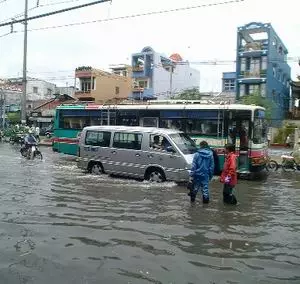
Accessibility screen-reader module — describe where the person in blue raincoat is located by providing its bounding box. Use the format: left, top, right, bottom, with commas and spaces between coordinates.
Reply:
189, 141, 214, 203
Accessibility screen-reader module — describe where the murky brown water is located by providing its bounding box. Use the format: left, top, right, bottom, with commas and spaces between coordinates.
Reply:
0, 144, 300, 283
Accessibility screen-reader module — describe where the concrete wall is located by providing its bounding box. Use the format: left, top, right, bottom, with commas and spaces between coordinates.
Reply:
91, 72, 131, 103
27, 79, 57, 100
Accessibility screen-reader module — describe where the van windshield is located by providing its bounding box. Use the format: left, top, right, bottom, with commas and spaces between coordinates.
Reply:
169, 133, 198, 155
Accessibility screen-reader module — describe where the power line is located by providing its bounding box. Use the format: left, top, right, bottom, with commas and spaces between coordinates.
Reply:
11, 0, 244, 32
0, 0, 112, 28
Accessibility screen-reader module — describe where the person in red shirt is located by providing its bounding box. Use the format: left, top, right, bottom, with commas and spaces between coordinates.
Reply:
220, 143, 237, 205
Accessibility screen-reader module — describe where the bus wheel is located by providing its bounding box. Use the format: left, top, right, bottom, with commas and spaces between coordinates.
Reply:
145, 168, 166, 183
89, 162, 104, 175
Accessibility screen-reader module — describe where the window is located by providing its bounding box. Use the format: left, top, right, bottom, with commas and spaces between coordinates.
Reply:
62, 117, 89, 129
261, 56, 267, 70
239, 84, 245, 97
85, 131, 111, 147
115, 86, 120, 95
138, 80, 148, 88
47, 88, 52, 96
33, 87, 38, 94
249, 84, 260, 95
160, 119, 183, 131
113, 132, 142, 150
240, 58, 246, 72
81, 79, 91, 92
92, 77, 96, 90
149, 134, 164, 150
185, 120, 220, 136
169, 133, 197, 155
142, 117, 158, 127
260, 83, 266, 97
250, 58, 260, 72
224, 79, 235, 91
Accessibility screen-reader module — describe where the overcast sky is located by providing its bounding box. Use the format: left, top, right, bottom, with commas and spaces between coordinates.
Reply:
0, 0, 299, 92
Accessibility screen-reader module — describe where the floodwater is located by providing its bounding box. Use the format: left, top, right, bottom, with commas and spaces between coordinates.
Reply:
0, 143, 300, 284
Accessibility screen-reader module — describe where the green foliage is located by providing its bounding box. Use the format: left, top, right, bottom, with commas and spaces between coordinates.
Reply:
172, 88, 201, 100
240, 92, 276, 121
7, 112, 21, 124
273, 123, 298, 144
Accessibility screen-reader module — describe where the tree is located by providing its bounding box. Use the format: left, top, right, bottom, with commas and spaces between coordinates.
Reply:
240, 92, 276, 121
172, 88, 201, 100
7, 112, 21, 124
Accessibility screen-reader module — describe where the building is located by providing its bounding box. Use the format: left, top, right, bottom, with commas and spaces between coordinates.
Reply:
55, 86, 75, 96
74, 66, 132, 104
290, 80, 300, 119
29, 94, 76, 128
236, 22, 291, 123
131, 47, 200, 100
222, 72, 236, 92
6, 77, 57, 100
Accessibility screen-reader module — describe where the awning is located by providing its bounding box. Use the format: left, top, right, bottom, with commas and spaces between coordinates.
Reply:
29, 117, 53, 122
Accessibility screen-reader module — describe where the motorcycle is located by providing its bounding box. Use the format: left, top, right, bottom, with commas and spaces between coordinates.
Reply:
20, 143, 43, 160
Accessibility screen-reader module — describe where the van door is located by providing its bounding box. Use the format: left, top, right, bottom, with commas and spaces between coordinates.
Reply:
83, 130, 112, 171
110, 132, 143, 178
148, 134, 186, 180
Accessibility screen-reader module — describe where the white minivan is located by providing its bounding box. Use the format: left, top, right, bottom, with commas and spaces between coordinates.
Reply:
77, 126, 197, 182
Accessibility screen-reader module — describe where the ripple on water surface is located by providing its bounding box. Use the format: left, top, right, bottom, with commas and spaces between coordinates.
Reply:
0, 144, 300, 283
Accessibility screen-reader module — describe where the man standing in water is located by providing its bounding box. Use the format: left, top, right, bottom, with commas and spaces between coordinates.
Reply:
189, 141, 214, 203
220, 143, 238, 205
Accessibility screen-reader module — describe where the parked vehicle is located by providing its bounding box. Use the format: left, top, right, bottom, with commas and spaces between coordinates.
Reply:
77, 126, 197, 183
281, 153, 300, 172
21, 143, 43, 160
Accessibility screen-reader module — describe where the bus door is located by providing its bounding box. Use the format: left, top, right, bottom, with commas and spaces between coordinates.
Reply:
227, 111, 251, 172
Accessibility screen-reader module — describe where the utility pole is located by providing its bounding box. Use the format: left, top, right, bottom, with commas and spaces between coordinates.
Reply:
21, 0, 28, 125
169, 66, 173, 99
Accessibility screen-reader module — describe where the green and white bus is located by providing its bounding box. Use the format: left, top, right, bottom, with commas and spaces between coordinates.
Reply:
53, 101, 268, 173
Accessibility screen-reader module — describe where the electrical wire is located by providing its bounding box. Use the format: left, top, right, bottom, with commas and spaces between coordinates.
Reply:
0, 0, 111, 28
10, 0, 244, 32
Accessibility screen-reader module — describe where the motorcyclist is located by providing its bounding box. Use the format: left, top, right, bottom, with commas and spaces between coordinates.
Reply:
21, 130, 38, 155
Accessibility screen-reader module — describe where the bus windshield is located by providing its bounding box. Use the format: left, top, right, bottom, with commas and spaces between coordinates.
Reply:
169, 133, 198, 155
253, 109, 267, 144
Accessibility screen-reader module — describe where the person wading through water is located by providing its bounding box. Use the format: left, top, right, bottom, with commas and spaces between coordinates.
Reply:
220, 143, 238, 205
188, 141, 214, 203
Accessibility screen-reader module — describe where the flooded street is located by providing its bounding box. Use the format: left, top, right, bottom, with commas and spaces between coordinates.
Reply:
0, 144, 300, 284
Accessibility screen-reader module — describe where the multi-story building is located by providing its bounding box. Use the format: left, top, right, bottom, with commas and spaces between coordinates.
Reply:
75, 66, 132, 104
131, 46, 200, 100
236, 22, 291, 123
222, 72, 236, 92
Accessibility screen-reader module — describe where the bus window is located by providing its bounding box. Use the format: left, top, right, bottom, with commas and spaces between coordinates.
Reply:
160, 119, 184, 131
62, 117, 89, 129
186, 119, 220, 136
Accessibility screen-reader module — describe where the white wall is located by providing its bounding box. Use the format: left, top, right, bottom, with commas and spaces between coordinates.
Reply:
152, 53, 200, 99
27, 79, 57, 100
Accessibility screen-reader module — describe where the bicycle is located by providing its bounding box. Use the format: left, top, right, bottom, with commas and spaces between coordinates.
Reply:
265, 156, 279, 172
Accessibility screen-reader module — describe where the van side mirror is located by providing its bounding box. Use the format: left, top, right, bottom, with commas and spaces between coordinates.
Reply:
166, 146, 175, 153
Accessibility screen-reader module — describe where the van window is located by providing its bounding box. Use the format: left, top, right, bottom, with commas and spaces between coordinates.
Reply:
113, 132, 142, 150
85, 131, 111, 147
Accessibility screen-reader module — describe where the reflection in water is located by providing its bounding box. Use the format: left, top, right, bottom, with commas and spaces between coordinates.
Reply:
0, 144, 299, 283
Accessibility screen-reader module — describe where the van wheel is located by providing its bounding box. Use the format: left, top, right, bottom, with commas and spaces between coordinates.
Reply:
89, 162, 104, 175
145, 168, 166, 183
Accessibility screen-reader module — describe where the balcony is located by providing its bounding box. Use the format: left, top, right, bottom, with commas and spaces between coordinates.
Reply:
132, 87, 144, 93
132, 66, 144, 72
239, 69, 267, 79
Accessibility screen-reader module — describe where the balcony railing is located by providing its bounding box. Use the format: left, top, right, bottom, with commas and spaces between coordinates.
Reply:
239, 70, 267, 79
132, 66, 144, 72
239, 42, 268, 52
132, 87, 144, 92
